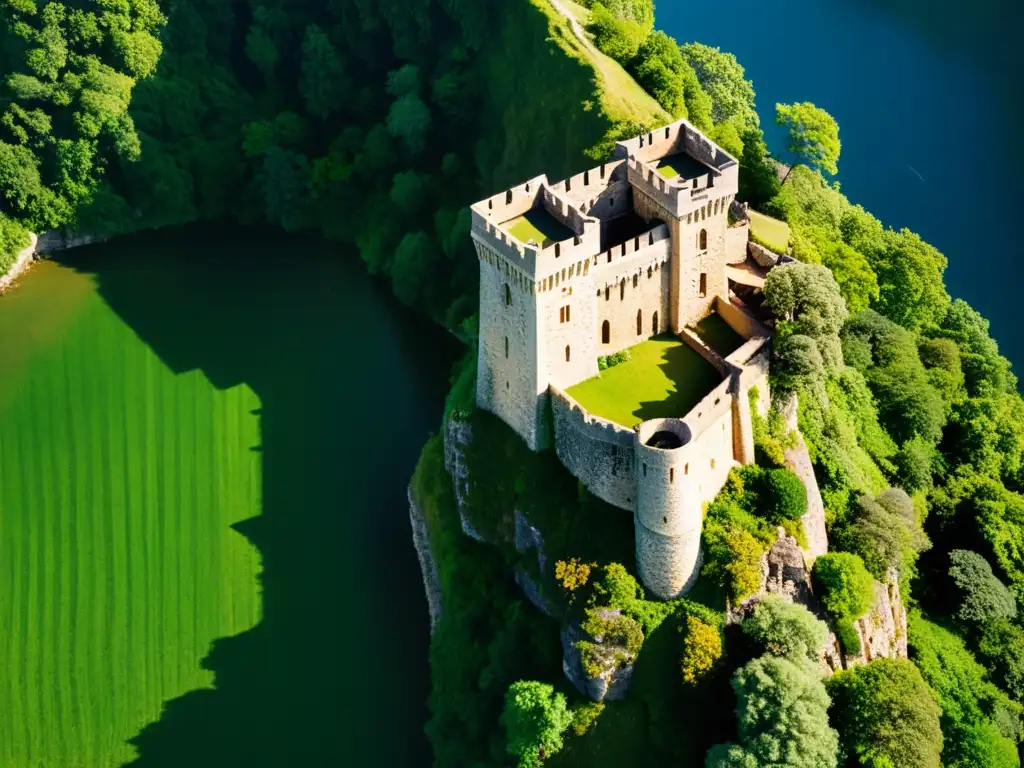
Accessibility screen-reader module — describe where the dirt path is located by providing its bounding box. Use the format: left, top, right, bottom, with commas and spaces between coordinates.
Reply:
547, 0, 597, 55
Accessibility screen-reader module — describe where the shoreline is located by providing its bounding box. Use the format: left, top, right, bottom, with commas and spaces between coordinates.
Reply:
0, 233, 39, 295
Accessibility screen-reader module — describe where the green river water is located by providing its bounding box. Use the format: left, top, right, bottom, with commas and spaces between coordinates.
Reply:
0, 226, 460, 766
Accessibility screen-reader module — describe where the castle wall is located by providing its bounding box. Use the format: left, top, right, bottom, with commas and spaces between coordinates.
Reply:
716, 297, 770, 342
726, 222, 749, 265
476, 243, 547, 450
674, 196, 734, 330
550, 387, 636, 511
593, 239, 672, 357
542, 268, 600, 389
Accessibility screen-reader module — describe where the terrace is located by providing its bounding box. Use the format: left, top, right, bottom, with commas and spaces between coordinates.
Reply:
655, 152, 714, 182
501, 208, 576, 248
566, 335, 723, 428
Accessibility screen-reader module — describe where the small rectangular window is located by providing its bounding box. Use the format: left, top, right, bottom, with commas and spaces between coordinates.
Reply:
559, 307, 565, 323
565, 305, 571, 322
699, 273, 707, 297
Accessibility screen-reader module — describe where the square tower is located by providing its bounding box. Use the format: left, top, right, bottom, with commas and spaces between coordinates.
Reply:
614, 119, 740, 331
470, 176, 600, 449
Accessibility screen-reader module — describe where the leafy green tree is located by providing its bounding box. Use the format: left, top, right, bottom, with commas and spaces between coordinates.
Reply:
895, 436, 935, 493
827, 658, 943, 768
680, 43, 758, 131
871, 228, 950, 331
839, 495, 914, 580
948, 550, 1017, 625
386, 92, 432, 154
908, 615, 1022, 767
706, 655, 838, 768
391, 231, 441, 311
760, 468, 807, 523
977, 618, 1024, 701
742, 595, 829, 662
819, 241, 878, 314
681, 614, 723, 684
764, 262, 848, 372
501, 681, 573, 768
586, 4, 647, 64
776, 102, 840, 177
299, 25, 349, 119
632, 31, 709, 127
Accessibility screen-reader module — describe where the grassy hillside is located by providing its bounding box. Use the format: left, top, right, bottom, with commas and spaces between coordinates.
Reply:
479, 0, 669, 191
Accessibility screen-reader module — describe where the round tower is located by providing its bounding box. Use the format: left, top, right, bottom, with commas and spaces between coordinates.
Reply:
633, 418, 702, 599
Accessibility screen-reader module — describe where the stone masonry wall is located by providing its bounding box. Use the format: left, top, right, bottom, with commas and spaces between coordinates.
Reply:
550, 387, 635, 511
593, 246, 672, 358
476, 243, 547, 449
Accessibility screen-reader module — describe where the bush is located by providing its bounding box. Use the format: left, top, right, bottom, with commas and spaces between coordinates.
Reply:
706, 655, 838, 768
812, 552, 874, 621
760, 468, 807, 522
839, 494, 913, 580
703, 524, 765, 603
827, 658, 943, 768
742, 594, 829, 662
833, 618, 862, 656
586, 4, 647, 64
597, 348, 631, 371
570, 700, 604, 736
948, 550, 1017, 625
680, 615, 722, 684
501, 681, 573, 768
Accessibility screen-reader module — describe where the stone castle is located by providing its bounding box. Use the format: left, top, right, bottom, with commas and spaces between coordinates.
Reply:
470, 118, 778, 599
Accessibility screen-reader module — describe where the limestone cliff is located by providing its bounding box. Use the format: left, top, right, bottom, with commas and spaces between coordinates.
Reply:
444, 416, 486, 542
732, 529, 907, 673
561, 609, 636, 702
408, 485, 443, 634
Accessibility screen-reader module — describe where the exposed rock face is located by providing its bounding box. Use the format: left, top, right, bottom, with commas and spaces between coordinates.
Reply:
749, 241, 781, 268
778, 393, 828, 559
732, 530, 906, 673
561, 609, 635, 702
0, 233, 38, 294
408, 485, 443, 633
845, 568, 908, 666
443, 416, 486, 541
513, 509, 560, 618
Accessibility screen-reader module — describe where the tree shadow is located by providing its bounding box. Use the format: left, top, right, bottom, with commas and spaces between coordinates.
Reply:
51, 224, 461, 766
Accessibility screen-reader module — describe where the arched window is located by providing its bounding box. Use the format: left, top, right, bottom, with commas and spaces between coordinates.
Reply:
604, 286, 610, 301
698, 229, 707, 250
620, 279, 625, 300
565, 345, 571, 362
505, 336, 509, 358
633, 274, 638, 288
602, 320, 610, 344
652, 311, 659, 335
505, 284, 512, 306
636, 309, 643, 335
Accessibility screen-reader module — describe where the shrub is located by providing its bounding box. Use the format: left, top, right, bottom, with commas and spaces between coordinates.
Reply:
742, 594, 829, 662
833, 618, 862, 656
680, 615, 722, 684
554, 558, 595, 592
597, 348, 631, 371
948, 550, 1017, 625
839, 494, 913, 580
586, 4, 647, 64
589, 562, 643, 609
827, 658, 943, 768
706, 655, 838, 768
569, 700, 604, 736
501, 681, 573, 768
812, 552, 874, 621
577, 608, 644, 677
703, 524, 765, 603
760, 468, 807, 522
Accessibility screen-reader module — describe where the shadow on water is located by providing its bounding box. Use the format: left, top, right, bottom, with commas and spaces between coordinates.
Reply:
51, 224, 461, 766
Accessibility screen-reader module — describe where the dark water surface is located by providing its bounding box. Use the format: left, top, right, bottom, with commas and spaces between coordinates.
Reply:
0, 226, 460, 766
663, 0, 1024, 368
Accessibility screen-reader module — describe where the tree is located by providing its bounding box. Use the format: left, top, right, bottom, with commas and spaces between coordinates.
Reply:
299, 25, 349, 119
908, 615, 1022, 768
776, 102, 840, 177
977, 618, 1024, 700
827, 658, 942, 768
742, 595, 829, 662
706, 655, 838, 768
586, 4, 647, 64
838, 490, 925, 581
764, 262, 848, 372
501, 681, 573, 768
948, 550, 1017, 625
819, 241, 878, 314
680, 43, 759, 131
812, 552, 873, 620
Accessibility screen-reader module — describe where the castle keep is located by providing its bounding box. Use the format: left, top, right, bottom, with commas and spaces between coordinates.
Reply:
470, 118, 774, 599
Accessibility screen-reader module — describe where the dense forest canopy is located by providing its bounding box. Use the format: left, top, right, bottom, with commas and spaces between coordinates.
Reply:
5, 0, 1024, 766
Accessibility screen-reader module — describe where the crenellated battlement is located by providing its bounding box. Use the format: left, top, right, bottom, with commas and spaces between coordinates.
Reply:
472, 118, 776, 600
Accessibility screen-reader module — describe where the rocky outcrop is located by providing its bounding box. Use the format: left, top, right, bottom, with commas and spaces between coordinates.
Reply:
561, 610, 635, 702
844, 568, 908, 666
34, 229, 107, 254
730, 530, 907, 673
778, 393, 828, 559
513, 509, 560, 618
408, 485, 443, 633
0, 233, 38, 294
444, 416, 486, 541
749, 241, 782, 268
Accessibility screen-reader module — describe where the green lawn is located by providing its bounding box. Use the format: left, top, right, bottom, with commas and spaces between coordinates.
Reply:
0, 261, 261, 767
503, 208, 575, 247
749, 210, 791, 252
567, 335, 722, 427
691, 313, 745, 358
